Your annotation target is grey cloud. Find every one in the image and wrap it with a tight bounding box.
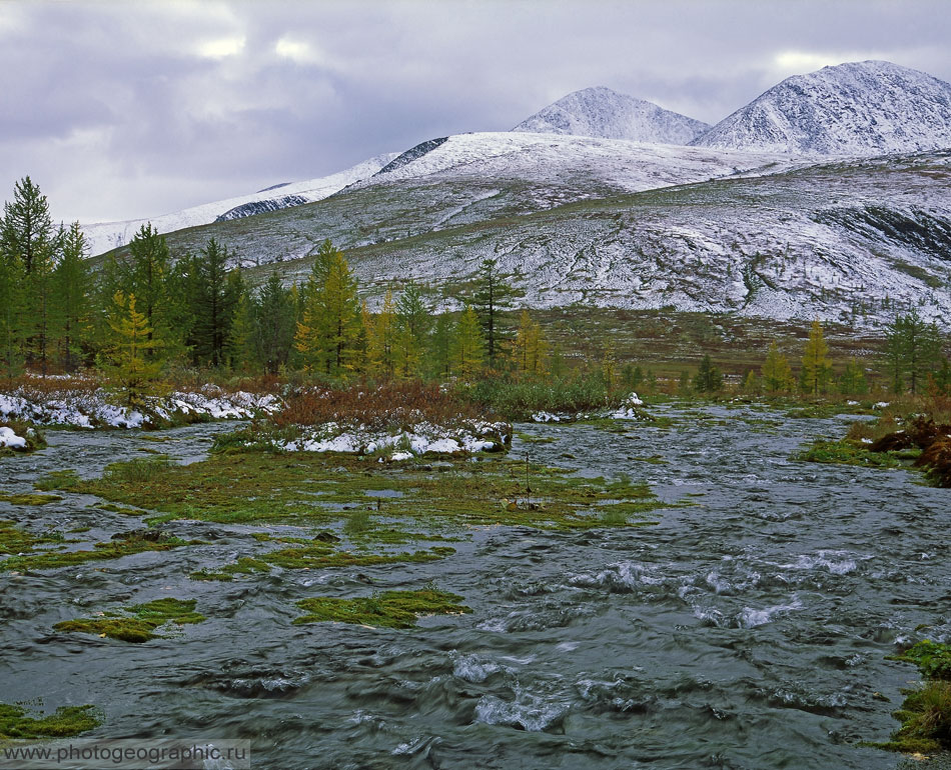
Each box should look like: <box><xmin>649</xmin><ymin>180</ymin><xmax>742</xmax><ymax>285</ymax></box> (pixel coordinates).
<box><xmin>2</xmin><ymin>0</ymin><xmax>950</xmax><ymax>222</ymax></box>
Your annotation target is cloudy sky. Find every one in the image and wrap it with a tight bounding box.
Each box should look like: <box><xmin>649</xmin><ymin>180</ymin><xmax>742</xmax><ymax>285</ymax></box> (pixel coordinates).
<box><xmin>2</xmin><ymin>0</ymin><xmax>950</xmax><ymax>225</ymax></box>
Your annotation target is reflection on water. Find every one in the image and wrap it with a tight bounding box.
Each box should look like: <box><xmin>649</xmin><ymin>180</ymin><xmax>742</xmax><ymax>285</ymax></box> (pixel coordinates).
<box><xmin>2</xmin><ymin>407</ymin><xmax>949</xmax><ymax>769</ymax></box>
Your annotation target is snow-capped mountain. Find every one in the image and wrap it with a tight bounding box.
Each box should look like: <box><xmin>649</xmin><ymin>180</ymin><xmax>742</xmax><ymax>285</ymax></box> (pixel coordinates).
<box><xmin>692</xmin><ymin>60</ymin><xmax>951</xmax><ymax>156</ymax></box>
<box><xmin>513</xmin><ymin>86</ymin><xmax>709</xmax><ymax>144</ymax></box>
<box><xmin>80</xmin><ymin>153</ymin><xmax>397</xmax><ymax>256</ymax></box>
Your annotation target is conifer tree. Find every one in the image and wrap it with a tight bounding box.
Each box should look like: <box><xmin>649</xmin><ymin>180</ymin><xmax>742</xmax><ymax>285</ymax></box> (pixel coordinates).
<box><xmin>800</xmin><ymin>320</ymin><xmax>833</xmax><ymax>395</ymax></box>
<box><xmin>100</xmin><ymin>292</ymin><xmax>164</xmax><ymax>407</ymax></box>
<box><xmin>254</xmin><ymin>272</ymin><xmax>296</xmax><ymax>374</ymax></box>
<box><xmin>693</xmin><ymin>354</ymin><xmax>723</xmax><ymax>393</ymax></box>
<box><xmin>121</xmin><ymin>223</ymin><xmax>173</xmax><ymax>358</ymax></box>
<box><xmin>429</xmin><ymin>313</ymin><xmax>454</xmax><ymax>380</ymax></box>
<box><xmin>761</xmin><ymin>341</ymin><xmax>794</xmax><ymax>392</ymax></box>
<box><xmin>1</xmin><ymin>176</ymin><xmax>54</xmax><ymax>275</ymax></box>
<box><xmin>296</xmin><ymin>248</ymin><xmax>362</xmax><ymax>377</ymax></box>
<box><xmin>838</xmin><ymin>358</ymin><xmax>868</xmax><ymax>396</ymax></box>
<box><xmin>0</xmin><ymin>252</ymin><xmax>25</xmax><ymax>380</ymax></box>
<box><xmin>468</xmin><ymin>258</ymin><xmax>524</xmax><ymax>367</ymax></box>
<box><xmin>51</xmin><ymin>222</ymin><xmax>89</xmax><ymax>371</ymax></box>
<box><xmin>364</xmin><ymin>290</ymin><xmax>397</xmax><ymax>378</ymax></box>
<box><xmin>883</xmin><ymin>309</ymin><xmax>941</xmax><ymax>394</ymax></box>
<box><xmin>512</xmin><ymin>310</ymin><xmax>548</xmax><ymax>376</ymax></box>
<box><xmin>394</xmin><ymin>283</ymin><xmax>431</xmax><ymax>379</ymax></box>
<box><xmin>192</xmin><ymin>238</ymin><xmax>235</xmax><ymax>368</ymax></box>
<box><xmin>743</xmin><ymin>370</ymin><xmax>759</xmax><ymax>394</ymax></box>
<box><xmin>451</xmin><ymin>305</ymin><xmax>485</xmax><ymax>379</ymax></box>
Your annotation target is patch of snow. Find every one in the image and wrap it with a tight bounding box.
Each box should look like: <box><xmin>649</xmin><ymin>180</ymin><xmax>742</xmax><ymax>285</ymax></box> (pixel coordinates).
<box><xmin>0</xmin><ymin>426</ymin><xmax>27</xmax><ymax>449</ymax></box>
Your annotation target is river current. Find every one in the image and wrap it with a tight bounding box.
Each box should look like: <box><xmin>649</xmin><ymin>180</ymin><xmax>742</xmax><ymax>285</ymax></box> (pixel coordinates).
<box><xmin>1</xmin><ymin>405</ymin><xmax>949</xmax><ymax>769</ymax></box>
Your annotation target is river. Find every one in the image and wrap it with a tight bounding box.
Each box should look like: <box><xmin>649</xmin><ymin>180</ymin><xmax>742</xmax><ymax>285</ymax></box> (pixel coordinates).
<box><xmin>1</xmin><ymin>405</ymin><xmax>948</xmax><ymax>769</ymax></box>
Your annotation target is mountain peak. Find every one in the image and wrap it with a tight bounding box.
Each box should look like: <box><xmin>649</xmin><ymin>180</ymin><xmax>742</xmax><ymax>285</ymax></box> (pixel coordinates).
<box><xmin>512</xmin><ymin>87</ymin><xmax>709</xmax><ymax>145</ymax></box>
<box><xmin>692</xmin><ymin>59</ymin><xmax>951</xmax><ymax>156</ymax></box>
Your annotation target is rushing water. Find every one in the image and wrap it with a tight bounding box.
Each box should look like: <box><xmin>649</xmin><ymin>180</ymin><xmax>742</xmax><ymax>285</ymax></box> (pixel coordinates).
<box><xmin>1</xmin><ymin>407</ymin><xmax>949</xmax><ymax>770</ymax></box>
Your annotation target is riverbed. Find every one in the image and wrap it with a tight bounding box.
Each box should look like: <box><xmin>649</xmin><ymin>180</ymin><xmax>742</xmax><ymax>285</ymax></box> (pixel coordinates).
<box><xmin>1</xmin><ymin>405</ymin><xmax>948</xmax><ymax>769</ymax></box>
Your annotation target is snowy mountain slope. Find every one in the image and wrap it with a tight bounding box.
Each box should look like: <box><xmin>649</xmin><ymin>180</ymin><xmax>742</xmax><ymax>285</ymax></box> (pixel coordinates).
<box><xmin>81</xmin><ymin>153</ymin><xmax>397</xmax><ymax>256</ymax></box>
<box><xmin>138</xmin><ymin>135</ymin><xmax>951</xmax><ymax>328</ymax></box>
<box><xmin>146</xmin><ymin>133</ymin><xmax>792</xmax><ymax>266</ymax></box>
<box><xmin>692</xmin><ymin>60</ymin><xmax>951</xmax><ymax>156</ymax></box>
<box><xmin>512</xmin><ymin>87</ymin><xmax>709</xmax><ymax>144</ymax></box>
<box><xmin>330</xmin><ymin>151</ymin><xmax>951</xmax><ymax>328</ymax></box>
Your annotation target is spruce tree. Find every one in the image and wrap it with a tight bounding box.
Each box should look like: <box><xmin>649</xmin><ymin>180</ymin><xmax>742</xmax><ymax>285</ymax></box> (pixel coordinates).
<box><xmin>0</xmin><ymin>252</ymin><xmax>25</xmax><ymax>380</ymax></box>
<box><xmin>838</xmin><ymin>358</ymin><xmax>868</xmax><ymax>396</ymax></box>
<box><xmin>192</xmin><ymin>238</ymin><xmax>233</xmax><ymax>367</ymax></box>
<box><xmin>468</xmin><ymin>258</ymin><xmax>523</xmax><ymax>367</ymax></box>
<box><xmin>254</xmin><ymin>272</ymin><xmax>296</xmax><ymax>374</ymax></box>
<box><xmin>394</xmin><ymin>283</ymin><xmax>431</xmax><ymax>379</ymax></box>
<box><xmin>1</xmin><ymin>176</ymin><xmax>54</xmax><ymax>276</ymax></box>
<box><xmin>883</xmin><ymin>309</ymin><xmax>941</xmax><ymax>394</ymax></box>
<box><xmin>121</xmin><ymin>224</ymin><xmax>173</xmax><ymax>358</ymax></box>
<box><xmin>693</xmin><ymin>354</ymin><xmax>722</xmax><ymax>393</ymax></box>
<box><xmin>429</xmin><ymin>313</ymin><xmax>454</xmax><ymax>380</ymax></box>
<box><xmin>51</xmin><ymin>222</ymin><xmax>89</xmax><ymax>371</ymax></box>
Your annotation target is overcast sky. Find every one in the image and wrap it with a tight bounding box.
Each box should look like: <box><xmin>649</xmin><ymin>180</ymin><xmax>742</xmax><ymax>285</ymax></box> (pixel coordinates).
<box><xmin>2</xmin><ymin>0</ymin><xmax>950</xmax><ymax>225</ymax></box>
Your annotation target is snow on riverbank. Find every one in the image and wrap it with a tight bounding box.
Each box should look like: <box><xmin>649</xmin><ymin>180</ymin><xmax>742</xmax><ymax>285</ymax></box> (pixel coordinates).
<box><xmin>0</xmin><ymin>385</ymin><xmax>282</xmax><ymax>430</ymax></box>
<box><xmin>0</xmin><ymin>426</ymin><xmax>27</xmax><ymax>450</ymax></box>
<box><xmin>532</xmin><ymin>393</ymin><xmax>647</xmax><ymax>423</ymax></box>
<box><xmin>281</xmin><ymin>419</ymin><xmax>511</xmax><ymax>460</ymax></box>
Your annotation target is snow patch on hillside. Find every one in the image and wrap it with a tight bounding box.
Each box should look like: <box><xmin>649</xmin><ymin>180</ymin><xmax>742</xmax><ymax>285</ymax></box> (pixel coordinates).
<box><xmin>81</xmin><ymin>153</ymin><xmax>398</xmax><ymax>256</ymax></box>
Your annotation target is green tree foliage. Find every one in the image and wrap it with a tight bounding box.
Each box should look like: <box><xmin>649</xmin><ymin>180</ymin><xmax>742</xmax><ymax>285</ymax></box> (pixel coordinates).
<box><xmin>0</xmin><ymin>251</ymin><xmax>25</xmax><ymax>380</ymax></box>
<box><xmin>251</xmin><ymin>272</ymin><xmax>296</xmax><ymax>374</ymax></box>
<box><xmin>0</xmin><ymin>177</ymin><xmax>58</xmax><ymax>372</ymax></box>
<box><xmin>1</xmin><ymin>176</ymin><xmax>54</xmax><ymax>275</ymax></box>
<box><xmin>191</xmin><ymin>238</ymin><xmax>238</xmax><ymax>368</ymax></box>
<box><xmin>51</xmin><ymin>222</ymin><xmax>90</xmax><ymax>371</ymax></box>
<box><xmin>743</xmin><ymin>370</ymin><xmax>759</xmax><ymax>394</ymax></box>
<box><xmin>761</xmin><ymin>341</ymin><xmax>794</xmax><ymax>393</ymax></box>
<box><xmin>800</xmin><ymin>320</ymin><xmax>833</xmax><ymax>395</ymax></box>
<box><xmin>394</xmin><ymin>283</ymin><xmax>431</xmax><ymax>379</ymax></box>
<box><xmin>118</xmin><ymin>224</ymin><xmax>174</xmax><ymax>358</ymax></box>
<box><xmin>883</xmin><ymin>309</ymin><xmax>942</xmax><ymax>395</ymax></box>
<box><xmin>100</xmin><ymin>292</ymin><xmax>164</xmax><ymax>407</ymax></box>
<box><xmin>451</xmin><ymin>305</ymin><xmax>485</xmax><ymax>379</ymax></box>
<box><xmin>693</xmin><ymin>354</ymin><xmax>722</xmax><ymax>393</ymax></box>
<box><xmin>467</xmin><ymin>258</ymin><xmax>524</xmax><ymax>366</ymax></box>
<box><xmin>838</xmin><ymin>358</ymin><xmax>868</xmax><ymax>396</ymax></box>
<box><xmin>429</xmin><ymin>313</ymin><xmax>454</xmax><ymax>380</ymax></box>
<box><xmin>934</xmin><ymin>357</ymin><xmax>951</xmax><ymax>397</ymax></box>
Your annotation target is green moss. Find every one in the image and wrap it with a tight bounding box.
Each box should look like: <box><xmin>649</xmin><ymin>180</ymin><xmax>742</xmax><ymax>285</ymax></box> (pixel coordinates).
<box><xmin>54</xmin><ymin>598</ymin><xmax>205</xmax><ymax>643</ymax></box>
<box><xmin>293</xmin><ymin>588</ymin><xmax>471</xmax><ymax>628</ymax></box>
<box><xmin>191</xmin><ymin>556</ymin><xmax>271</xmax><ymax>581</ymax></box>
<box><xmin>34</xmin><ymin>469</ymin><xmax>81</xmax><ymax>491</ymax></box>
<box><xmin>94</xmin><ymin>503</ymin><xmax>148</xmax><ymax>516</ymax></box>
<box><xmin>889</xmin><ymin>640</ymin><xmax>951</xmax><ymax>681</ymax></box>
<box><xmin>0</xmin><ymin>702</ymin><xmax>101</xmax><ymax>740</ymax></box>
<box><xmin>343</xmin><ymin>509</ymin><xmax>371</xmax><ymax>535</ymax></box>
<box><xmin>3</xmin><ymin>530</ymin><xmax>200</xmax><ymax>572</ymax></box>
<box><xmin>795</xmin><ymin>440</ymin><xmax>905</xmax><ymax>468</ymax></box>
<box><xmin>69</xmin><ymin>450</ymin><xmax>664</xmax><ymax>531</ymax></box>
<box><xmin>0</xmin><ymin>520</ymin><xmax>65</xmax><ymax>556</ymax></box>
<box><xmin>0</xmin><ymin>493</ymin><xmax>63</xmax><ymax>505</ymax></box>
<box><xmin>873</xmin><ymin>680</ymin><xmax>951</xmax><ymax>753</ymax></box>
